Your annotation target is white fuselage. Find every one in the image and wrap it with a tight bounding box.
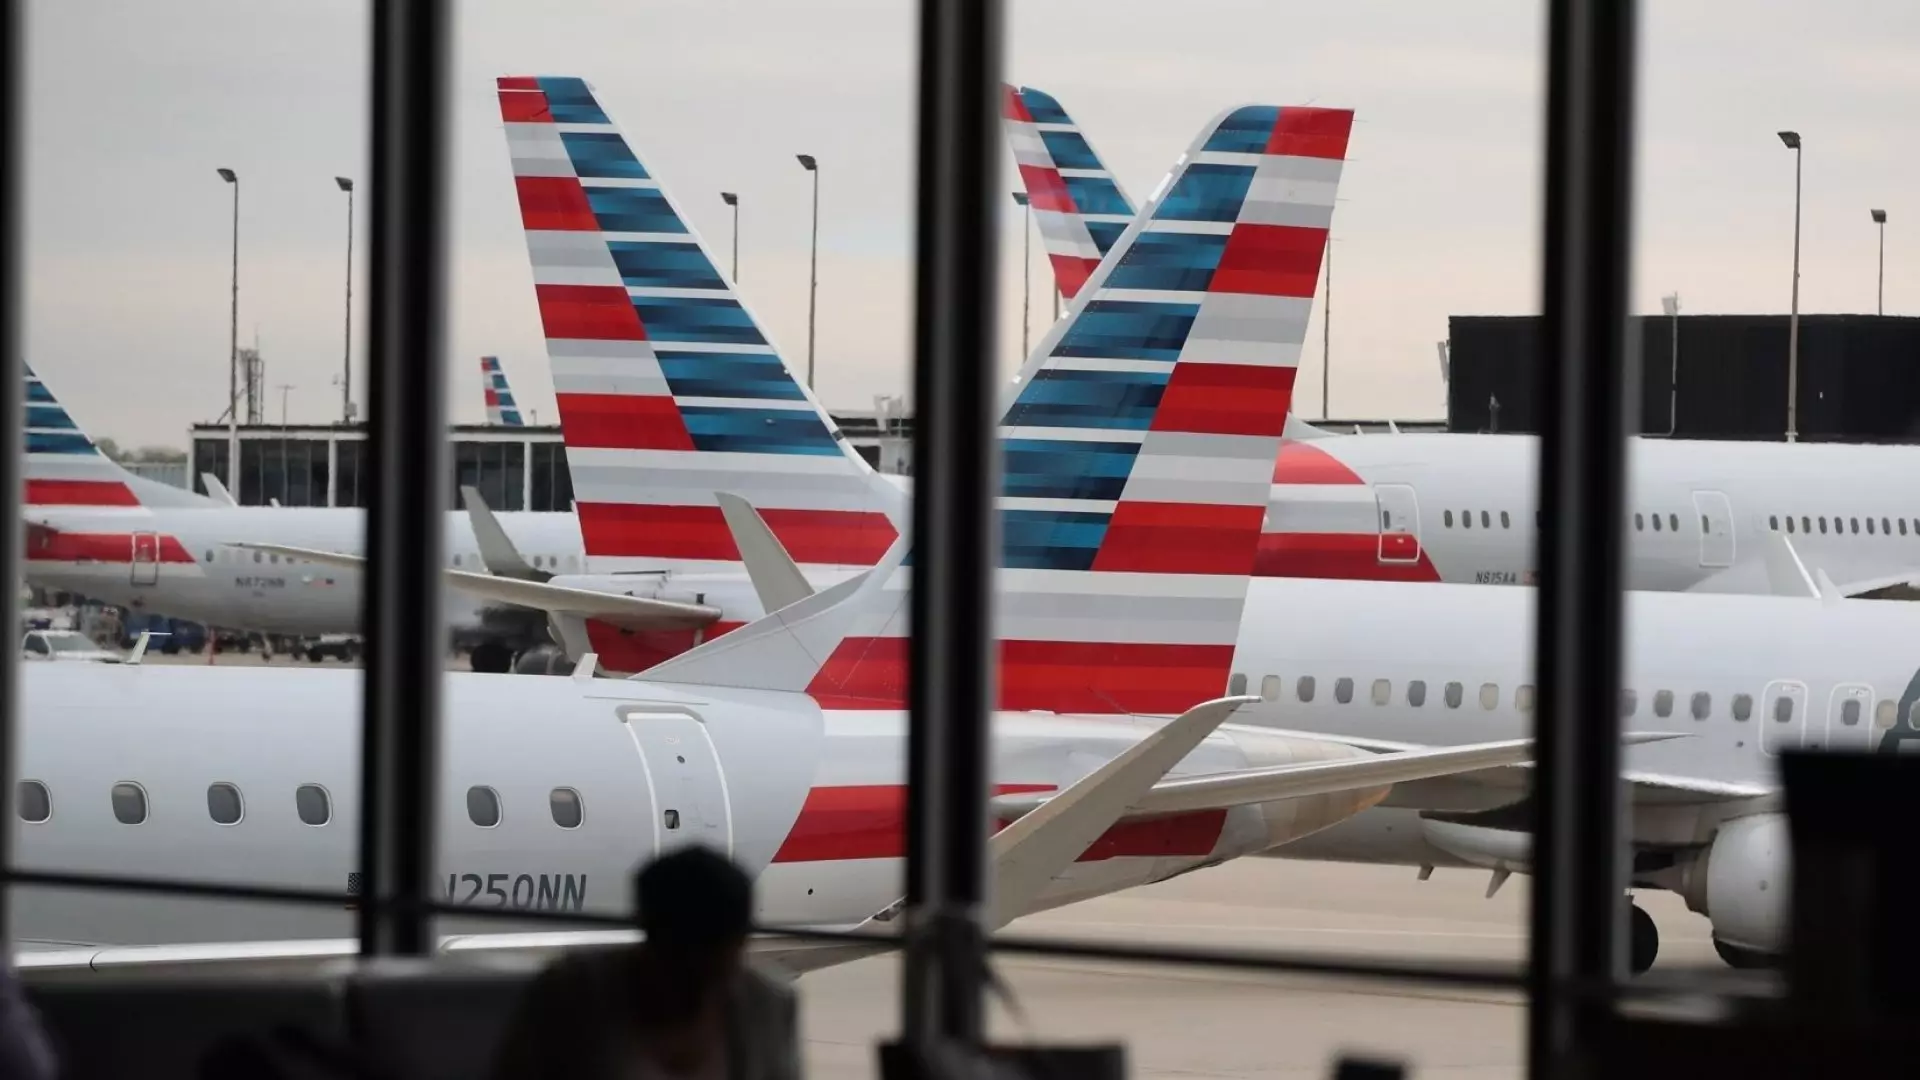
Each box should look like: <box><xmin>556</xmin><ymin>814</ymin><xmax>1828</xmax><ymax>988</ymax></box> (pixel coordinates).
<box><xmin>6</xmin><ymin>663</ymin><xmax>1355</xmax><ymax>949</ymax></box>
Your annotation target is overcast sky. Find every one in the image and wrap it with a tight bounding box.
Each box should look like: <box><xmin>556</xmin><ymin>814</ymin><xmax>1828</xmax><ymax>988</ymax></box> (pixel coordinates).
<box><xmin>22</xmin><ymin>0</ymin><xmax>1920</xmax><ymax>447</ymax></box>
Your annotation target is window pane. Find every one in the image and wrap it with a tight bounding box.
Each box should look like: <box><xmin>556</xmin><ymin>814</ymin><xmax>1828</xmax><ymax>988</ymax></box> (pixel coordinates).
<box><xmin>1259</xmin><ymin>675</ymin><xmax>1280</xmax><ymax>701</ymax></box>
<box><xmin>1773</xmin><ymin>696</ymin><xmax>1795</xmax><ymax>724</ymax></box>
<box><xmin>1370</xmin><ymin>678</ymin><xmax>1391</xmax><ymax>706</ymax></box>
<box><xmin>1296</xmin><ymin>676</ymin><xmax>1316</xmax><ymax>703</ymax></box>
<box><xmin>1500</xmin><ymin>510</ymin><xmax>1510</xmax><ymax>529</ymax></box>
<box><xmin>1620</xmin><ymin>689</ymin><xmax>1638</xmax><ymax>717</ymax></box>
<box><xmin>1408</xmin><ymin>680</ymin><xmax>1426</xmax><ymax>707</ymax></box>
<box><xmin>1478</xmin><ymin>683</ymin><xmax>1498</xmax><ymax>710</ymax></box>
<box><xmin>1876</xmin><ymin>700</ymin><xmax>1898</xmax><ymax>728</ymax></box>
<box><xmin>1653</xmin><ymin>690</ymin><xmax>1673</xmax><ymax>718</ymax></box>
<box><xmin>16</xmin><ymin>780</ymin><xmax>49</xmax><ymax>823</ymax></box>
<box><xmin>1227</xmin><ymin>673</ymin><xmax>1247</xmax><ymax>696</ymax></box>
<box><xmin>467</xmin><ymin>786</ymin><xmax>502</xmax><ymax>828</ymax></box>
<box><xmin>111</xmin><ymin>782</ymin><xmax>147</xmax><ymax>825</ymax></box>
<box><xmin>1732</xmin><ymin>693</ymin><xmax>1753</xmax><ymax>721</ymax></box>
<box><xmin>1690</xmin><ymin>692</ymin><xmax>1711</xmax><ymax>721</ymax></box>
<box><xmin>1443</xmin><ymin>510</ymin><xmax>1454</xmax><ymax>528</ymax></box>
<box><xmin>1841</xmin><ymin>699</ymin><xmax>1861</xmax><ymax>727</ymax></box>
<box><xmin>207</xmin><ymin>782</ymin><xmax>243</xmax><ymax>825</ymax></box>
<box><xmin>1334</xmin><ymin>678</ymin><xmax>1354</xmax><ymax>704</ymax></box>
<box><xmin>1651</xmin><ymin>514</ymin><xmax>1662</xmax><ymax>532</ymax></box>
<box><xmin>1669</xmin><ymin>513</ymin><xmax>1678</xmax><ymax>532</ymax></box>
<box><xmin>296</xmin><ymin>784</ymin><xmax>332</xmax><ymax>826</ymax></box>
<box><xmin>1444</xmin><ymin>682</ymin><xmax>1463</xmax><ymax>709</ymax></box>
<box><xmin>1514</xmin><ymin>685</ymin><xmax>1535</xmax><ymax>713</ymax></box>
<box><xmin>1634</xmin><ymin>513</ymin><xmax>1644</xmax><ymax>531</ymax></box>
<box><xmin>550</xmin><ymin>787</ymin><xmax>584</xmax><ymax>829</ymax></box>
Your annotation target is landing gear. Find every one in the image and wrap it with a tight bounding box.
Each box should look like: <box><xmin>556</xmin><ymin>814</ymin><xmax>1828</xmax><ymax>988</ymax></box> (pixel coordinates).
<box><xmin>468</xmin><ymin>640</ymin><xmax>513</xmax><ymax>673</ymax></box>
<box><xmin>1712</xmin><ymin>937</ymin><xmax>1775</xmax><ymax>970</ymax></box>
<box><xmin>1629</xmin><ymin>901</ymin><xmax>1658</xmax><ymax>975</ymax></box>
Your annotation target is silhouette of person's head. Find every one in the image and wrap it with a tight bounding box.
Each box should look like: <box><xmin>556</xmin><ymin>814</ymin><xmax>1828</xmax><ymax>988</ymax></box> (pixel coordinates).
<box><xmin>632</xmin><ymin>846</ymin><xmax>754</xmax><ymax>999</ymax></box>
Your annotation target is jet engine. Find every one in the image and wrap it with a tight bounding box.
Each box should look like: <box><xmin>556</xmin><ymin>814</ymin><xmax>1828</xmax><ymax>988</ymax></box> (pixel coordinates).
<box><xmin>1664</xmin><ymin>813</ymin><xmax>1790</xmax><ymax>966</ymax></box>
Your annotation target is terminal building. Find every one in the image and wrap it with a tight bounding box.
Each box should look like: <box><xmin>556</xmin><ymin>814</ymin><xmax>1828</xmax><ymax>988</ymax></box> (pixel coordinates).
<box><xmin>183</xmin><ymin>410</ymin><xmax>915</xmax><ymax>509</ymax></box>
<box><xmin>1446</xmin><ymin>313</ymin><xmax>1920</xmax><ymax>441</ymax></box>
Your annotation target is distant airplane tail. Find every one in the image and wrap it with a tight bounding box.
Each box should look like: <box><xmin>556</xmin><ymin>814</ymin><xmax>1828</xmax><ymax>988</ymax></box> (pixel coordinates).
<box><xmin>645</xmin><ymin>103</ymin><xmax>1355</xmax><ymax>714</ymax></box>
<box><xmin>1002</xmin><ymin>84</ymin><xmax>1135</xmax><ymax>304</ymax></box>
<box><xmin>24</xmin><ymin>364</ymin><xmax>215</xmax><ymax>509</ymax></box>
<box><xmin>480</xmin><ymin>356</ymin><xmax>524</xmax><ymax>426</ymax></box>
<box><xmin>497</xmin><ymin>75</ymin><xmax>899</xmax><ymax>569</ymax></box>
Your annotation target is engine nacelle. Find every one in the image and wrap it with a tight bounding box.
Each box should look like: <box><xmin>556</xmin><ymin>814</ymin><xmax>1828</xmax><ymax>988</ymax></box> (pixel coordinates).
<box><xmin>1668</xmin><ymin>813</ymin><xmax>1790</xmax><ymax>956</ymax></box>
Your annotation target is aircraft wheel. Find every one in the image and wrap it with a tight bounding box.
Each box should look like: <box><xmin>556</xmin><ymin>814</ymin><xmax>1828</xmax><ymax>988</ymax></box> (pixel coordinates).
<box><xmin>469</xmin><ymin>640</ymin><xmax>513</xmax><ymax>673</ymax></box>
<box><xmin>1629</xmin><ymin>901</ymin><xmax>1658</xmax><ymax>975</ymax></box>
<box><xmin>1712</xmin><ymin>937</ymin><xmax>1775</xmax><ymax>970</ymax></box>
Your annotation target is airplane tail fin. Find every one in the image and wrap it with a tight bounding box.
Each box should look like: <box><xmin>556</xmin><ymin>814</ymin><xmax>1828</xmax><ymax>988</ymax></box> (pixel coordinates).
<box><xmin>648</xmin><ymin>104</ymin><xmax>1355</xmax><ymax>713</ymax></box>
<box><xmin>24</xmin><ymin>364</ymin><xmax>216</xmax><ymax>509</ymax></box>
<box><xmin>1003</xmin><ymin>85</ymin><xmax>1135</xmax><ymax>303</ymax></box>
<box><xmin>480</xmin><ymin>356</ymin><xmax>524</xmax><ymax>426</ymax></box>
<box><xmin>497</xmin><ymin>76</ymin><xmax>899</xmax><ymax>569</ymax></box>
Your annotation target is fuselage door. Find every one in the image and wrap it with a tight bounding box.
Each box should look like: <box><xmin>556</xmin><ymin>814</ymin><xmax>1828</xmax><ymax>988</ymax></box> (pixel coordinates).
<box><xmin>618</xmin><ymin>706</ymin><xmax>734</xmax><ymax>860</ymax></box>
<box><xmin>129</xmin><ymin>532</ymin><xmax>161</xmax><ymax>586</ymax></box>
<box><xmin>1760</xmin><ymin>679</ymin><xmax>1809</xmax><ymax>756</ymax></box>
<box><xmin>1690</xmin><ymin>490</ymin><xmax>1735</xmax><ymax>568</ymax></box>
<box><xmin>1375</xmin><ymin>483</ymin><xmax>1421</xmax><ymax>565</ymax></box>
<box><xmin>1824</xmin><ymin>682</ymin><xmax>1876</xmax><ymax>752</ymax></box>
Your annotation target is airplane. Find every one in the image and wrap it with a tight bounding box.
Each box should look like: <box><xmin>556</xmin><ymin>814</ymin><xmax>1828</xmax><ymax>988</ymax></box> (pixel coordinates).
<box><xmin>12</xmin><ymin>99</ymin><xmax>1588</xmax><ymax>973</ymax></box>
<box><xmin>481</xmin><ymin>355</ymin><xmax>526</xmax><ymax>426</ymax></box>
<box><xmin>1001</xmin><ymin>83</ymin><xmax>1920</xmax><ymax>598</ymax></box>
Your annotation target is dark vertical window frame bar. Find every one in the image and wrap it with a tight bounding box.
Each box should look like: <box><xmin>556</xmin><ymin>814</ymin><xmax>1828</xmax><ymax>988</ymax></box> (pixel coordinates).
<box><xmin>901</xmin><ymin>0</ymin><xmax>1004</xmax><ymax>1051</ymax></box>
<box><xmin>0</xmin><ymin>0</ymin><xmax>21</xmax><ymax>946</ymax></box>
<box><xmin>357</xmin><ymin>0</ymin><xmax>452</xmax><ymax>958</ymax></box>
<box><xmin>1526</xmin><ymin>0</ymin><xmax>1639</xmax><ymax>1075</ymax></box>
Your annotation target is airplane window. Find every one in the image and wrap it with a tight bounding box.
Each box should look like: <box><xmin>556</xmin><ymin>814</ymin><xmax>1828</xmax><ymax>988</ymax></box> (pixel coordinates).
<box><xmin>1732</xmin><ymin>693</ymin><xmax>1752</xmax><ymax>722</ymax></box>
<box><xmin>1445</xmin><ymin>682</ymin><xmax>1463</xmax><ymax>709</ymax></box>
<box><xmin>1334</xmin><ymin>677</ymin><xmax>1354</xmax><ymax>705</ymax></box>
<box><xmin>1691</xmin><ymin>692</ymin><xmax>1711</xmax><ymax>721</ymax></box>
<box><xmin>1802</xmin><ymin>516</ymin><xmax>1811</xmax><ymax>533</ymax></box>
<box><xmin>1227</xmin><ymin>673</ymin><xmax>1248</xmax><ymax>696</ymax></box>
<box><xmin>252</xmin><ymin>551</ymin><xmax>262</xmax><ymax>563</ymax></box>
<box><xmin>296</xmin><ymin>784</ymin><xmax>332</xmax><ymax>826</ymax></box>
<box><xmin>1850</xmin><ymin>518</ymin><xmax>1860</xmax><ymax>534</ymax></box>
<box><xmin>206</xmin><ymin>783</ymin><xmax>243</xmax><ymax>826</ymax></box>
<box><xmin>1478</xmin><ymin>683</ymin><xmax>1499</xmax><ymax>710</ymax></box>
<box><xmin>1296</xmin><ymin>676</ymin><xmax>1316</xmax><ymax>703</ymax></box>
<box><xmin>1772</xmin><ymin>696</ymin><xmax>1795</xmax><ymax>724</ymax></box>
<box><xmin>466</xmin><ymin>786</ymin><xmax>502</xmax><ymax>828</ymax></box>
<box><xmin>1876</xmin><ymin>700</ymin><xmax>1898</xmax><ymax>729</ymax></box>
<box><xmin>1700</xmin><ymin>515</ymin><xmax>1709</xmax><ymax>534</ymax></box>
<box><xmin>1500</xmin><ymin>511</ymin><xmax>1510</xmax><ymax>529</ymax></box>
<box><xmin>1769</xmin><ymin>516</ymin><xmax>1778</xmax><ymax>532</ymax></box>
<box><xmin>1620</xmin><ymin>689</ymin><xmax>1638</xmax><ymax>717</ymax></box>
<box><xmin>1407</xmin><ymin>680</ymin><xmax>1427</xmax><ymax>707</ymax></box>
<box><xmin>110</xmin><ymin>782</ymin><xmax>147</xmax><ymax>826</ymax></box>
<box><xmin>453</xmin><ymin>555</ymin><xmax>462</xmax><ymax>568</ymax></box>
<box><xmin>1841</xmin><ymin>699</ymin><xmax>1862</xmax><ymax>727</ymax></box>
<box><xmin>1462</xmin><ymin>510</ymin><xmax>1472</xmax><ymax>530</ymax></box>
<box><xmin>1633</xmin><ymin>513</ymin><xmax>1644</xmax><ymax>531</ymax></box>
<box><xmin>1260</xmin><ymin>675</ymin><xmax>1280</xmax><ymax>701</ymax></box>
<box><xmin>1480</xmin><ymin>511</ymin><xmax>1490</xmax><ymax>529</ymax></box>
<box><xmin>1868</xmin><ymin>518</ymin><xmax>1877</xmax><ymax>535</ymax></box>
<box><xmin>1444</xmin><ymin>510</ymin><xmax>1454</xmax><ymax>528</ymax></box>
<box><xmin>1669</xmin><ymin>514</ymin><xmax>1678</xmax><ymax>532</ymax></box>
<box><xmin>16</xmin><ymin>780</ymin><xmax>49</xmax><ymax>823</ymax></box>
<box><xmin>1651</xmin><ymin>514</ymin><xmax>1662</xmax><ymax>533</ymax></box>
<box><xmin>23</xmin><ymin>637</ymin><xmax>48</xmax><ymax>656</ymax></box>
<box><xmin>550</xmin><ymin>787</ymin><xmax>584</xmax><ymax>829</ymax></box>
<box><xmin>1819</xmin><ymin>517</ymin><xmax>1828</xmax><ymax>534</ymax></box>
<box><xmin>1382</xmin><ymin>510</ymin><xmax>1391</xmax><ymax>529</ymax></box>
<box><xmin>1514</xmin><ymin>685</ymin><xmax>1535</xmax><ymax>713</ymax></box>
<box><xmin>205</xmin><ymin>550</ymin><xmax>215</xmax><ymax>562</ymax></box>
<box><xmin>1786</xmin><ymin>516</ymin><xmax>1796</xmax><ymax>534</ymax></box>
<box><xmin>1653</xmin><ymin>690</ymin><xmax>1673</xmax><ymax>718</ymax></box>
<box><xmin>1883</xmin><ymin>517</ymin><xmax>1892</xmax><ymax>535</ymax></box>
<box><xmin>1371</xmin><ymin>679</ymin><xmax>1391</xmax><ymax>706</ymax></box>
<box><xmin>664</xmin><ymin>809</ymin><xmax>681</xmax><ymax>831</ymax></box>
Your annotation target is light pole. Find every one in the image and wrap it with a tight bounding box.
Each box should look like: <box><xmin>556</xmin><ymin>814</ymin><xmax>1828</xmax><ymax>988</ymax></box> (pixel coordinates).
<box><xmin>796</xmin><ymin>155</ymin><xmax>819</xmax><ymax>389</ymax></box>
<box><xmin>217</xmin><ymin>167</ymin><xmax>239</xmax><ymax>483</ymax></box>
<box><xmin>277</xmin><ymin>383</ymin><xmax>294</xmax><ymax>428</ymax></box>
<box><xmin>1012</xmin><ymin>191</ymin><xmax>1031</xmax><ymax>360</ymax></box>
<box><xmin>1322</xmin><ymin>237</ymin><xmax>1332</xmax><ymax>420</ymax></box>
<box><xmin>336</xmin><ymin>176</ymin><xmax>355</xmax><ymax>422</ymax></box>
<box><xmin>1778</xmin><ymin>130</ymin><xmax>1802</xmax><ymax>442</ymax></box>
<box><xmin>1872</xmin><ymin>208</ymin><xmax>1887</xmax><ymax>316</ymax></box>
<box><xmin>720</xmin><ymin>192</ymin><xmax>740</xmax><ymax>283</ymax></box>
<box><xmin>1660</xmin><ymin>293</ymin><xmax>1680</xmax><ymax>436</ymax></box>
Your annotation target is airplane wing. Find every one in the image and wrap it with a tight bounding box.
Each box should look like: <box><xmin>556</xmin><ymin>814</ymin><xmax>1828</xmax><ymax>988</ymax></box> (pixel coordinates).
<box><xmin>226</xmin><ymin>542</ymin><xmax>720</xmax><ymax>632</ymax></box>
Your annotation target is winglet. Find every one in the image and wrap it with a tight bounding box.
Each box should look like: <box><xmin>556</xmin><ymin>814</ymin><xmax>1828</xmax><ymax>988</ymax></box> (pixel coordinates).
<box><xmin>461</xmin><ymin>485</ymin><xmax>547</xmax><ymax>582</ymax></box>
<box><xmin>571</xmin><ymin>652</ymin><xmax>600</xmax><ymax>681</ymax></box>
<box><xmin>1760</xmin><ymin>531</ymin><xmax>1821</xmax><ymax>599</ymax></box>
<box><xmin>201</xmin><ymin>473</ymin><xmax>238</xmax><ymax>505</ymax></box>
<box><xmin>714</xmin><ymin>492</ymin><xmax>815</xmax><ymax>613</ymax></box>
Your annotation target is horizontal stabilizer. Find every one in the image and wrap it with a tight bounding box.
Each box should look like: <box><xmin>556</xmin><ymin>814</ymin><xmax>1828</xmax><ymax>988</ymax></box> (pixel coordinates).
<box><xmin>227</xmin><ymin>542</ymin><xmax>719</xmax><ymax>631</ymax></box>
<box><xmin>990</xmin><ymin>732</ymin><xmax>1685</xmax><ymax>822</ymax></box>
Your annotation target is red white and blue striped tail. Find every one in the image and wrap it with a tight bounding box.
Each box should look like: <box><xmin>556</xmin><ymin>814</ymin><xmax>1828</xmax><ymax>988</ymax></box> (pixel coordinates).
<box><xmin>496</xmin><ymin>76</ymin><xmax>900</xmax><ymax>570</ymax></box>
<box><xmin>643</xmin><ymin>105</ymin><xmax>1355</xmax><ymax>716</ymax></box>
<box><xmin>480</xmin><ymin>356</ymin><xmax>525</xmax><ymax>426</ymax></box>
<box><xmin>1003</xmin><ymin>84</ymin><xmax>1134</xmax><ymax>304</ymax></box>
<box><xmin>24</xmin><ymin>363</ymin><xmax>215</xmax><ymax>509</ymax></box>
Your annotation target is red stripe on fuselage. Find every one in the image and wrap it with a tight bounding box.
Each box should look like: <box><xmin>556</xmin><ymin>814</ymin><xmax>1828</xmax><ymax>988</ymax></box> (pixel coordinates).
<box><xmin>1254</xmin><ymin>531</ymin><xmax>1440</xmax><ymax>582</ymax></box>
<box><xmin>24</xmin><ymin>479</ymin><xmax>140</xmax><ymax>507</ymax></box>
<box><xmin>771</xmin><ymin>783</ymin><xmax>1225</xmax><ymax>863</ymax></box>
<box><xmin>575</xmin><ymin>503</ymin><xmax>897</xmax><ymax>566</ymax></box>
<box><xmin>806</xmin><ymin>637</ymin><xmax>1241</xmax><ymax>715</ymax></box>
<box><xmin>25</xmin><ymin>529</ymin><xmax>195</xmax><ymax>565</ymax></box>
